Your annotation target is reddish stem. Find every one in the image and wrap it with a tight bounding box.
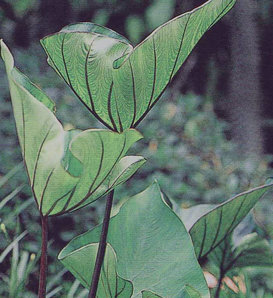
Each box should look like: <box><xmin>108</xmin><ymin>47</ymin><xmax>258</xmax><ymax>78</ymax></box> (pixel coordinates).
<box><xmin>38</xmin><ymin>215</ymin><xmax>48</xmax><ymax>298</ymax></box>
<box><xmin>88</xmin><ymin>190</ymin><xmax>114</xmax><ymax>298</ymax></box>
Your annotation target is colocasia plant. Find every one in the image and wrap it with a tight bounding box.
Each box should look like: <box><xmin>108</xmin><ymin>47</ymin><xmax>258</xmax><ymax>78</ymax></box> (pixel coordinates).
<box><xmin>1</xmin><ymin>0</ymin><xmax>272</xmax><ymax>297</ymax></box>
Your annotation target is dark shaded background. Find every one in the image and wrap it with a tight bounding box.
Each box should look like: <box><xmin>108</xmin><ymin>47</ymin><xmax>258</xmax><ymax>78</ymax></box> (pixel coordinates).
<box><xmin>1</xmin><ymin>0</ymin><xmax>273</xmax><ymax>155</ymax></box>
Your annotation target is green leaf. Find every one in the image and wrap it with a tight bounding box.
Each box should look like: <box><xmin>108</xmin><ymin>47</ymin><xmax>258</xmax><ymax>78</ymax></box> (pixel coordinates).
<box><xmin>107</xmin><ymin>156</ymin><xmax>146</xmax><ymax>189</ymax></box>
<box><xmin>208</xmin><ymin>235</ymin><xmax>234</xmax><ymax>274</ymax></box>
<box><xmin>0</xmin><ymin>40</ymin><xmax>145</xmax><ymax>216</ymax></box>
<box><xmin>208</xmin><ymin>233</ymin><xmax>273</xmax><ymax>286</ymax></box>
<box><xmin>41</xmin><ymin>23</ymin><xmax>133</xmax><ymax>131</ymax></box>
<box><xmin>141</xmin><ymin>290</ymin><xmax>162</xmax><ymax>298</ymax></box>
<box><xmin>59</xmin><ymin>182</ymin><xmax>210</xmax><ymax>298</ymax></box>
<box><xmin>142</xmin><ymin>286</ymin><xmax>202</xmax><ymax>298</ymax></box>
<box><xmin>60</xmin><ymin>242</ymin><xmax>133</xmax><ymax>297</ymax></box>
<box><xmin>229</xmin><ymin>233</ymin><xmax>273</xmax><ymax>269</ymax></box>
<box><xmin>179</xmin><ymin>285</ymin><xmax>202</xmax><ymax>298</ymax></box>
<box><xmin>41</xmin><ymin>0</ymin><xmax>235</xmax><ymax>132</ymax></box>
<box><xmin>187</xmin><ymin>183</ymin><xmax>273</xmax><ymax>260</ymax></box>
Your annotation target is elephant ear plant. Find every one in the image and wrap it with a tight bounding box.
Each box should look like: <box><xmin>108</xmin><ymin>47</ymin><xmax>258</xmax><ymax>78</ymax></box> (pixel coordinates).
<box><xmin>0</xmin><ymin>41</ymin><xmax>145</xmax><ymax>296</ymax></box>
<box><xmin>1</xmin><ymin>0</ymin><xmax>272</xmax><ymax>297</ymax></box>
<box><xmin>59</xmin><ymin>182</ymin><xmax>273</xmax><ymax>297</ymax></box>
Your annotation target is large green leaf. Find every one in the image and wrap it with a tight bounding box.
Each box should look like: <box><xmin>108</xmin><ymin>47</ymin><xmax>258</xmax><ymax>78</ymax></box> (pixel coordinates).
<box><xmin>41</xmin><ymin>0</ymin><xmax>235</xmax><ymax>132</ymax></box>
<box><xmin>0</xmin><ymin>40</ymin><xmax>145</xmax><ymax>216</ymax></box>
<box><xmin>59</xmin><ymin>182</ymin><xmax>210</xmax><ymax>297</ymax></box>
<box><xmin>61</xmin><ymin>242</ymin><xmax>133</xmax><ymax>297</ymax></box>
<box><xmin>184</xmin><ymin>184</ymin><xmax>273</xmax><ymax>260</ymax></box>
<box><xmin>41</xmin><ymin>23</ymin><xmax>133</xmax><ymax>131</ymax></box>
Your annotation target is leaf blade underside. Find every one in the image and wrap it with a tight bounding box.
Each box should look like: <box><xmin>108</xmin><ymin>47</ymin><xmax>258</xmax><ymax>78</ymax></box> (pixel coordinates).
<box><xmin>186</xmin><ymin>183</ymin><xmax>273</xmax><ymax>260</ymax></box>
<box><xmin>0</xmin><ymin>40</ymin><xmax>145</xmax><ymax>216</ymax></box>
<box><xmin>41</xmin><ymin>0</ymin><xmax>236</xmax><ymax>131</ymax></box>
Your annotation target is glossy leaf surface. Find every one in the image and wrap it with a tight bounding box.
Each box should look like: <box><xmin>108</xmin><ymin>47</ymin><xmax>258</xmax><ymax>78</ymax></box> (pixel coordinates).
<box><xmin>59</xmin><ymin>182</ymin><xmax>210</xmax><ymax>297</ymax></box>
<box><xmin>0</xmin><ymin>40</ymin><xmax>145</xmax><ymax>216</ymax></box>
<box><xmin>185</xmin><ymin>184</ymin><xmax>273</xmax><ymax>260</ymax></box>
<box><xmin>41</xmin><ymin>0</ymin><xmax>236</xmax><ymax>131</ymax></box>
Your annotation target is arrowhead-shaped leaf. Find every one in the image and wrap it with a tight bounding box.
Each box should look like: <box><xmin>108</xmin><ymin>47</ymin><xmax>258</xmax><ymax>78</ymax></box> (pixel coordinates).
<box><xmin>179</xmin><ymin>184</ymin><xmax>273</xmax><ymax>260</ymax></box>
<box><xmin>0</xmin><ymin>40</ymin><xmax>145</xmax><ymax>216</ymax></box>
<box><xmin>41</xmin><ymin>0</ymin><xmax>236</xmax><ymax>131</ymax></box>
<box><xmin>59</xmin><ymin>182</ymin><xmax>210</xmax><ymax>297</ymax></box>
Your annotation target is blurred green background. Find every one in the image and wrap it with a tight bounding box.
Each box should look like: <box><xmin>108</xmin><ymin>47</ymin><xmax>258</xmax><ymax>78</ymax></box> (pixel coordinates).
<box><xmin>0</xmin><ymin>0</ymin><xmax>273</xmax><ymax>296</ymax></box>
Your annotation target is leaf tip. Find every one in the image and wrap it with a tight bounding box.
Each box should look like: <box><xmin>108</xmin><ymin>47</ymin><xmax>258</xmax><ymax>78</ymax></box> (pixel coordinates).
<box><xmin>265</xmin><ymin>177</ymin><xmax>273</xmax><ymax>185</ymax></box>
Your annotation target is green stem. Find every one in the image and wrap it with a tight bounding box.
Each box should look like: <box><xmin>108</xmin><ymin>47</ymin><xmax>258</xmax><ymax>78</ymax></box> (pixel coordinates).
<box><xmin>38</xmin><ymin>215</ymin><xmax>48</xmax><ymax>298</ymax></box>
<box><xmin>88</xmin><ymin>190</ymin><xmax>114</xmax><ymax>298</ymax></box>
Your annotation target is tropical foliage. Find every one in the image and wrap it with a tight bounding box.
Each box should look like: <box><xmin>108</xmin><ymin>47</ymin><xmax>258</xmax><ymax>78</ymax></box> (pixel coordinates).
<box><xmin>1</xmin><ymin>0</ymin><xmax>272</xmax><ymax>297</ymax></box>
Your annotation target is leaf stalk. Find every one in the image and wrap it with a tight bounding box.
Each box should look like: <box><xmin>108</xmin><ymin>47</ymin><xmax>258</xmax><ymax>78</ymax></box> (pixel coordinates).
<box><xmin>38</xmin><ymin>215</ymin><xmax>48</xmax><ymax>298</ymax></box>
<box><xmin>88</xmin><ymin>190</ymin><xmax>114</xmax><ymax>298</ymax></box>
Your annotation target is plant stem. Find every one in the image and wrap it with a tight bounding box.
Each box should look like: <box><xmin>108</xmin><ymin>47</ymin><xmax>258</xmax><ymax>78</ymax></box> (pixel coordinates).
<box><xmin>215</xmin><ymin>270</ymin><xmax>224</xmax><ymax>298</ymax></box>
<box><xmin>88</xmin><ymin>190</ymin><xmax>114</xmax><ymax>298</ymax></box>
<box><xmin>38</xmin><ymin>215</ymin><xmax>48</xmax><ymax>298</ymax></box>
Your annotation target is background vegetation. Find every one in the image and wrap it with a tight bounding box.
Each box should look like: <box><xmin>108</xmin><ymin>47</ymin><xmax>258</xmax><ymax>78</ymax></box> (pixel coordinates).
<box><xmin>0</xmin><ymin>0</ymin><xmax>272</xmax><ymax>296</ymax></box>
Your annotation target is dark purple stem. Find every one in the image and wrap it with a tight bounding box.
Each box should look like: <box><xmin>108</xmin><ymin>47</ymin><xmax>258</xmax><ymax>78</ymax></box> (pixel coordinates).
<box><xmin>215</xmin><ymin>270</ymin><xmax>224</xmax><ymax>298</ymax></box>
<box><xmin>38</xmin><ymin>215</ymin><xmax>48</xmax><ymax>298</ymax></box>
<box><xmin>88</xmin><ymin>190</ymin><xmax>114</xmax><ymax>298</ymax></box>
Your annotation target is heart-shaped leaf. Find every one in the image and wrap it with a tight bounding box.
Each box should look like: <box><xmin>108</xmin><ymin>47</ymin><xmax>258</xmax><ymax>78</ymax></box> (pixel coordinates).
<box><xmin>41</xmin><ymin>0</ymin><xmax>236</xmax><ymax>132</ymax></box>
<box><xmin>0</xmin><ymin>40</ymin><xmax>145</xmax><ymax>216</ymax></box>
<box><xmin>177</xmin><ymin>184</ymin><xmax>273</xmax><ymax>260</ymax></box>
<box><xmin>59</xmin><ymin>182</ymin><xmax>210</xmax><ymax>297</ymax></box>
